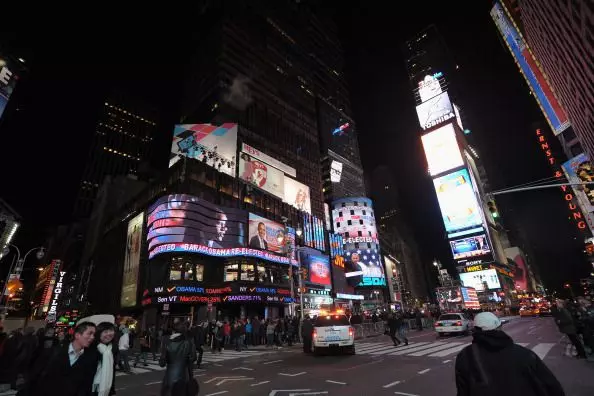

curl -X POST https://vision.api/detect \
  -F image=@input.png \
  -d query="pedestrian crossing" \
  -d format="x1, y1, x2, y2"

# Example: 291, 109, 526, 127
355, 340, 556, 360
115, 348, 271, 377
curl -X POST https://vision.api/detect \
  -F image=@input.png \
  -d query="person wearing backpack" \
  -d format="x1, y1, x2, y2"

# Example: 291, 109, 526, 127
455, 312, 565, 396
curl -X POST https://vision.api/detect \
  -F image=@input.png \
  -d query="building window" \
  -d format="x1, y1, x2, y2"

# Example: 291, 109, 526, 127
359, 220, 364, 225
362, 210, 366, 215
350, 210, 355, 215
347, 220, 352, 226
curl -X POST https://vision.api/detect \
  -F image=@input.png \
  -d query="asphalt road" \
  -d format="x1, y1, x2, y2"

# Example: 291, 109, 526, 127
15, 317, 590, 396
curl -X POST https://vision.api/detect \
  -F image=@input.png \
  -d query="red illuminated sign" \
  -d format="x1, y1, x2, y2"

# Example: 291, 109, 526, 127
536, 129, 587, 231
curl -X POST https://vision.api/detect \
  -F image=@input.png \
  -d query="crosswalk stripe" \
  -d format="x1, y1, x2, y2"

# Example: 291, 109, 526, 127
407, 342, 464, 357
369, 343, 431, 355
428, 343, 471, 357
355, 343, 396, 353
389, 342, 448, 356
531, 343, 555, 360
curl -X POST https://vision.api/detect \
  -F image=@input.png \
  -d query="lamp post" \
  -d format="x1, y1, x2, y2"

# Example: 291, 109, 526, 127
1, 245, 45, 314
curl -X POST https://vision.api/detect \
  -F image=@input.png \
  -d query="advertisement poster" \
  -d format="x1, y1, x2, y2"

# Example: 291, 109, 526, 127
562, 154, 594, 208
169, 123, 238, 175
242, 143, 296, 177
284, 177, 311, 214
433, 169, 483, 234
450, 234, 491, 260
121, 212, 144, 307
330, 160, 343, 182
459, 269, 501, 291
418, 74, 442, 103
300, 251, 331, 287
0, 55, 19, 121
248, 213, 294, 255
416, 91, 455, 130
421, 123, 464, 176
239, 153, 285, 200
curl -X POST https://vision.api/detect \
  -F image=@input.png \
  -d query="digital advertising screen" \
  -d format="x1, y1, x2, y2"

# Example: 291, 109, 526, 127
331, 197, 386, 287
242, 143, 296, 177
248, 213, 295, 256
433, 169, 484, 234
459, 269, 501, 291
418, 74, 442, 103
491, 2, 569, 135
299, 250, 332, 287
461, 287, 480, 309
450, 234, 492, 261
562, 153, 594, 208
303, 213, 326, 252
284, 177, 311, 214
121, 212, 144, 307
0, 55, 19, 121
416, 91, 455, 130
169, 123, 238, 175
239, 153, 285, 200
330, 160, 343, 182
421, 123, 464, 176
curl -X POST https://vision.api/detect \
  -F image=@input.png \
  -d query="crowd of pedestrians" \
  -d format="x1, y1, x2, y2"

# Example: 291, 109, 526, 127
552, 297, 594, 360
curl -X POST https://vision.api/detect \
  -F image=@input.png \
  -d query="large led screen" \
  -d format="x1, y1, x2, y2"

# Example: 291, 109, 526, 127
491, 2, 569, 135
418, 74, 442, 103
461, 287, 480, 309
562, 154, 594, 233
248, 213, 295, 257
239, 153, 285, 200
169, 123, 238, 175
421, 123, 464, 176
331, 197, 386, 287
459, 269, 501, 291
416, 91, 455, 130
434, 169, 483, 234
284, 177, 311, 214
299, 250, 331, 287
450, 234, 491, 261
121, 212, 144, 308
0, 55, 19, 121
147, 195, 296, 265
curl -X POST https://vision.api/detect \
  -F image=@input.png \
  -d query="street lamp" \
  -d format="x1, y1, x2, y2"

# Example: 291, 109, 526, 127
1, 245, 45, 305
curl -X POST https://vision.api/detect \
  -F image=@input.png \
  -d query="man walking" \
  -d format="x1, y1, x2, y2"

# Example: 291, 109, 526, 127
387, 314, 401, 346
552, 300, 587, 359
455, 312, 565, 396
301, 315, 313, 353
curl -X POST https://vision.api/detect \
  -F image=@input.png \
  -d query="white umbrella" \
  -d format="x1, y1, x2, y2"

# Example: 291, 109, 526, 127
76, 314, 115, 326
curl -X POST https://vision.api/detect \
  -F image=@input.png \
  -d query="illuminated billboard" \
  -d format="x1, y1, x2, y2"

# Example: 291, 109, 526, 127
416, 91, 455, 130
169, 123, 238, 174
248, 213, 295, 257
418, 74, 442, 103
450, 234, 492, 263
491, 2, 569, 135
239, 153, 285, 200
433, 169, 483, 234
459, 269, 501, 291
330, 160, 343, 183
0, 55, 19, 121
303, 213, 326, 252
562, 154, 594, 233
284, 177, 311, 214
242, 143, 296, 177
147, 194, 296, 265
299, 250, 332, 287
421, 123, 464, 176
461, 287, 480, 309
121, 212, 144, 308
332, 197, 386, 287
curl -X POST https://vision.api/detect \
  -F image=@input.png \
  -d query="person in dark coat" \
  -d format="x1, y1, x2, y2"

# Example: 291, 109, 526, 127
455, 312, 565, 396
552, 300, 587, 359
387, 314, 401, 346
87, 322, 117, 396
17, 322, 98, 396
192, 323, 206, 368
301, 316, 313, 353
159, 320, 196, 396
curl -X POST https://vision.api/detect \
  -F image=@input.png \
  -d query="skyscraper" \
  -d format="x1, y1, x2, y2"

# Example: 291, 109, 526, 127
73, 92, 158, 218
178, 0, 363, 217
516, 0, 594, 161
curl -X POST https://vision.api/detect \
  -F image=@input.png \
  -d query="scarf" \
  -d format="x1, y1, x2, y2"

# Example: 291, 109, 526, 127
93, 343, 114, 396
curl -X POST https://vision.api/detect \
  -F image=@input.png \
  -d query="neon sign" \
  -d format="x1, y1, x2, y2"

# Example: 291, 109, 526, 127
332, 122, 350, 136
536, 129, 587, 231
48, 271, 66, 316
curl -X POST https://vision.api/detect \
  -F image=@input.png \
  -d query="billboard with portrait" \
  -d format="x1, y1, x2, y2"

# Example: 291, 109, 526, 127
491, 2, 569, 135
284, 177, 311, 214
562, 154, 594, 232
450, 234, 492, 263
248, 213, 295, 256
121, 212, 144, 308
421, 123, 464, 176
416, 91, 455, 130
418, 74, 442, 103
331, 197, 386, 287
433, 169, 483, 234
299, 250, 331, 287
239, 153, 285, 200
169, 123, 238, 175
459, 269, 501, 291
0, 55, 19, 121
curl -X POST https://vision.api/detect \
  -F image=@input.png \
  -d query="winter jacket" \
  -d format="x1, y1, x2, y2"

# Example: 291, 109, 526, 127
553, 307, 577, 334
159, 333, 196, 395
301, 319, 313, 338
455, 330, 565, 396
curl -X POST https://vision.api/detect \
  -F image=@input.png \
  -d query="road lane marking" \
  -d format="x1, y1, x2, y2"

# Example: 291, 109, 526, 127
232, 367, 254, 371
532, 343, 555, 360
269, 390, 311, 396
326, 380, 347, 385
264, 359, 283, 365
394, 392, 420, 396
279, 372, 307, 377
216, 378, 253, 386
205, 392, 228, 396
443, 360, 452, 363
145, 381, 161, 385
291, 393, 328, 395
205, 376, 246, 384
382, 380, 401, 388
428, 343, 470, 357
408, 342, 463, 356
418, 368, 431, 374
390, 342, 447, 355
251, 381, 271, 387
517, 343, 529, 347
356, 343, 400, 353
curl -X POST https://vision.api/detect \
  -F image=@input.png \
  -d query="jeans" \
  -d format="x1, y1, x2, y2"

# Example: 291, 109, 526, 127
119, 350, 131, 371
134, 351, 148, 366
196, 345, 204, 366
266, 334, 275, 347
398, 327, 409, 344
567, 333, 587, 358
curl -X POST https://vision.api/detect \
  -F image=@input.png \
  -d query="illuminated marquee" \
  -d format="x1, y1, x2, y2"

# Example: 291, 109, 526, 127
149, 242, 298, 265
536, 129, 587, 231
48, 271, 66, 316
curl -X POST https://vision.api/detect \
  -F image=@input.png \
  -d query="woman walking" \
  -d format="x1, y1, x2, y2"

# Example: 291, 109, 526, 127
89, 321, 117, 396
159, 320, 197, 396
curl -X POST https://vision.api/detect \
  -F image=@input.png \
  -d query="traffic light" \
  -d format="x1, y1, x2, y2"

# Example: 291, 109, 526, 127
487, 201, 499, 219
564, 283, 571, 289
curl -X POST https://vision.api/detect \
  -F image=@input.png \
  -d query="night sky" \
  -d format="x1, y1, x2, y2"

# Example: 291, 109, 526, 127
0, 1, 590, 291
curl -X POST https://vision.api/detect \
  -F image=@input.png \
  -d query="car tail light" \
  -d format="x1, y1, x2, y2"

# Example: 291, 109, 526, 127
435, 322, 441, 327
349, 327, 354, 338
313, 329, 317, 339
455, 321, 462, 326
